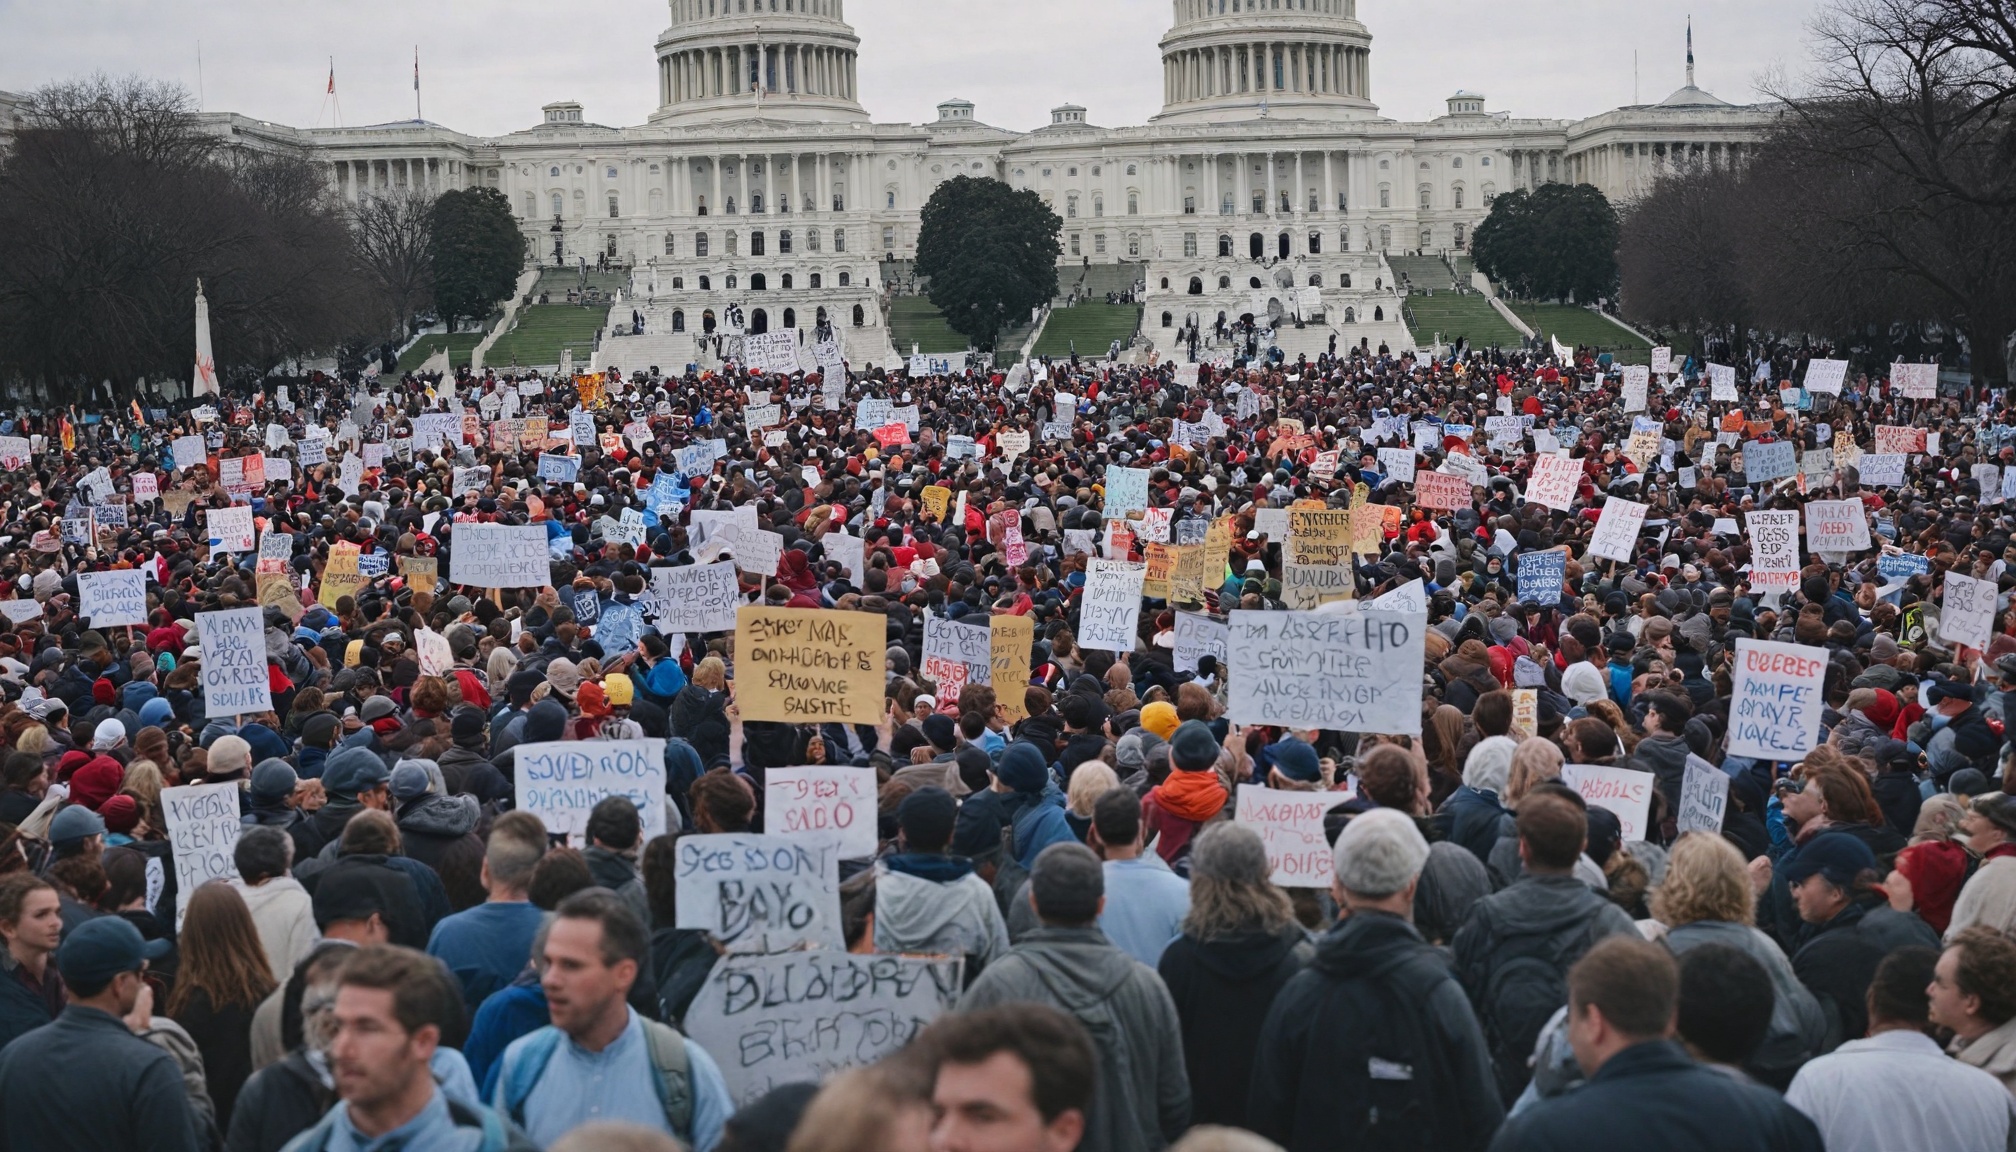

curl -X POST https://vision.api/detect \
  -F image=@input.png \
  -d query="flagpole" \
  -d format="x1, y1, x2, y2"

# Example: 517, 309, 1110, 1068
414, 46, 422, 121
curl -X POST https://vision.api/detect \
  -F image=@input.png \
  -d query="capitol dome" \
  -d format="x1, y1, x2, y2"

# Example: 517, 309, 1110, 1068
1155, 0, 1377, 123
651, 0, 865, 125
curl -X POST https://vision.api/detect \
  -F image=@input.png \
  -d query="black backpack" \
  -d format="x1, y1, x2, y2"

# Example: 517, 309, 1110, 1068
1309, 950, 1465, 1152
1471, 901, 1603, 1104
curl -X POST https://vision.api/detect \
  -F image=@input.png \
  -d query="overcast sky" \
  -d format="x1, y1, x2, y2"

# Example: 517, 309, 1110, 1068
0, 0, 1814, 136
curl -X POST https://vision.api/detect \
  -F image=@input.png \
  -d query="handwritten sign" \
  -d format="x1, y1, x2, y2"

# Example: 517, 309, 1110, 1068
1728, 638, 1827, 761
989, 615, 1034, 724
198, 607, 272, 715
514, 739, 667, 844
1227, 610, 1424, 734
78, 569, 148, 627
684, 952, 961, 1107
1525, 453, 1581, 512
1804, 358, 1848, 396
1589, 498, 1648, 562
1744, 440, 1796, 484
1173, 612, 1229, 675
448, 523, 549, 588
401, 555, 437, 595
206, 506, 255, 553
1235, 784, 1346, 887
1414, 470, 1472, 511
735, 607, 883, 724
649, 561, 739, 634
1941, 570, 1997, 651
162, 782, 243, 927
1511, 688, 1538, 738
1079, 559, 1146, 653
1516, 550, 1566, 605
1746, 510, 1802, 589
1560, 764, 1655, 843
673, 833, 842, 954
1892, 362, 1939, 399
1104, 467, 1150, 520
765, 766, 878, 859
1804, 499, 1871, 553
1677, 762, 1728, 835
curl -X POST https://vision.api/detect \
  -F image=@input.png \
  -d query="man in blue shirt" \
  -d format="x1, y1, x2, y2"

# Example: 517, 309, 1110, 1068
282, 945, 533, 1152
1090, 788, 1192, 965
428, 812, 551, 1014
491, 890, 732, 1151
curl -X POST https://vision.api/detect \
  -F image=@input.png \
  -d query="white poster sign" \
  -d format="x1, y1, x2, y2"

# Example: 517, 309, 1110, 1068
1804, 358, 1848, 395
650, 561, 740, 634
1728, 639, 1828, 761
447, 523, 551, 587
1226, 610, 1425, 734
1940, 571, 1998, 652
1746, 510, 1803, 588
764, 766, 879, 859
78, 569, 149, 627
205, 506, 256, 553
162, 782, 243, 927
1173, 611, 1228, 674
1079, 559, 1147, 652
198, 607, 273, 715
1677, 762, 1729, 835
1525, 453, 1581, 513
1588, 498, 1648, 562
513, 739, 668, 844
1804, 499, 1871, 553
673, 833, 843, 953
1559, 764, 1656, 843
1235, 784, 1347, 887
1104, 467, 1151, 519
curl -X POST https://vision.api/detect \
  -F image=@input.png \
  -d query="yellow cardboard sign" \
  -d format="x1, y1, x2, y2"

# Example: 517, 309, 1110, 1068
734, 606, 884, 725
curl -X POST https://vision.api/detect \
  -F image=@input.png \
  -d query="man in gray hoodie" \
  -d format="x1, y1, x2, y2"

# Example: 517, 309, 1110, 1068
959, 841, 1189, 1152
874, 787, 1009, 982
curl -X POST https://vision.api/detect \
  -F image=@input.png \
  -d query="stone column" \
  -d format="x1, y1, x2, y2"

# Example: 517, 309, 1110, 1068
1265, 152, 1276, 217
1295, 152, 1304, 215
1322, 151, 1333, 214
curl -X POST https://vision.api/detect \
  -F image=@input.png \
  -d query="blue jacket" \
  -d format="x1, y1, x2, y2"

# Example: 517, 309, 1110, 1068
0, 956, 57, 1055
1487, 1040, 1821, 1152
0, 1005, 201, 1152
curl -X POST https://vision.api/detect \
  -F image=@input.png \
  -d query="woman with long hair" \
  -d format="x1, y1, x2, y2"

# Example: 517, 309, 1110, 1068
167, 882, 278, 1131
1155, 823, 1311, 1131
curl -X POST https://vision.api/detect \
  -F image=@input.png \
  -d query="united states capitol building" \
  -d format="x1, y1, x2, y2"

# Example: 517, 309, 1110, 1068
5, 0, 1775, 368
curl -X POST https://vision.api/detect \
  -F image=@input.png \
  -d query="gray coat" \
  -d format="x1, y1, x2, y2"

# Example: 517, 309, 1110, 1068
960, 925, 1190, 1152
1664, 918, 1827, 1078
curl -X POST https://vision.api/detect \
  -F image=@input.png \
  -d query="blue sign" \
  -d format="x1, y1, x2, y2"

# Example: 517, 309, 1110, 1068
647, 472, 688, 512
571, 588, 602, 626
356, 552, 391, 578
1516, 550, 1567, 606
1877, 553, 1930, 582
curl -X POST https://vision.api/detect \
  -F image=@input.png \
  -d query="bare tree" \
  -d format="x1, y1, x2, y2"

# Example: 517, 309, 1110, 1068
351, 190, 437, 338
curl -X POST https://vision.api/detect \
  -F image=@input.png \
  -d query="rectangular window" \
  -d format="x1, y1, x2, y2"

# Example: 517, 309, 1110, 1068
1182, 232, 1197, 257
1094, 233, 1107, 254
883, 226, 895, 250
834, 228, 845, 252
696, 232, 709, 256
1069, 233, 1081, 256
779, 230, 792, 254
664, 234, 675, 256
807, 229, 820, 252
1183, 196, 1196, 215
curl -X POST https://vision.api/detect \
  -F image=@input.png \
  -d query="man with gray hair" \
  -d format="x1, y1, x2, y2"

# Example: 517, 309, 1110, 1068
960, 841, 1191, 1152
1248, 809, 1504, 1152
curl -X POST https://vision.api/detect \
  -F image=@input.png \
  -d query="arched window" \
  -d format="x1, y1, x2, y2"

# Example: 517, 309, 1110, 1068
751, 272, 767, 290
1127, 193, 1139, 215
1340, 227, 1350, 251
697, 194, 708, 217
749, 308, 768, 333
551, 192, 564, 216
699, 275, 711, 290
1378, 185, 1390, 208
1128, 235, 1140, 257
1248, 233, 1263, 259
1162, 311, 1174, 327
1187, 276, 1203, 295
671, 310, 686, 331
751, 193, 763, 213
1418, 185, 1432, 210
725, 196, 737, 214
809, 272, 822, 288
1307, 230, 1321, 254
886, 189, 896, 209
833, 228, 845, 252
838, 270, 851, 286
1067, 194, 1079, 218
1378, 225, 1391, 250
608, 195, 620, 218
1249, 276, 1262, 289
1341, 273, 1351, 288
1218, 275, 1231, 289
1374, 306, 1384, 321
779, 230, 792, 253
1309, 274, 1323, 287
1344, 307, 1355, 323
1093, 195, 1104, 217
781, 273, 793, 289
726, 231, 738, 255
751, 231, 766, 255
852, 303, 865, 326
726, 273, 737, 289
1453, 185, 1465, 210
1454, 223, 1467, 248
1276, 232, 1290, 259
1159, 277, 1170, 289
783, 307, 796, 327
1218, 234, 1233, 257
696, 232, 709, 256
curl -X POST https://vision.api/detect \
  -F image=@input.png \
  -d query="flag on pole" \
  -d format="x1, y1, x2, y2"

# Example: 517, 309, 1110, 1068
327, 64, 335, 94
194, 280, 218, 397
414, 47, 419, 91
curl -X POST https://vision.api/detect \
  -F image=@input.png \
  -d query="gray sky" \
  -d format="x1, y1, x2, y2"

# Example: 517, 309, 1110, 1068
0, 0, 1812, 136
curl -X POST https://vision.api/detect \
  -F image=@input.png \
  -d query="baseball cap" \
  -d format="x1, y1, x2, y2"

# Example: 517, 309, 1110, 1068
55, 916, 170, 988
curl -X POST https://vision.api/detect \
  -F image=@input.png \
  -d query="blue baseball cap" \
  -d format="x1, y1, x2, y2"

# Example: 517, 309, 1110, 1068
55, 916, 170, 987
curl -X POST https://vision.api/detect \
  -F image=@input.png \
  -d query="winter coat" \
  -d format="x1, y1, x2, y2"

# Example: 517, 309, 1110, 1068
396, 793, 483, 876
1436, 785, 1510, 868
1663, 918, 1826, 1082
1924, 704, 1999, 785
670, 684, 730, 765
960, 925, 1190, 1152
1157, 926, 1313, 1131
1627, 732, 1691, 817
648, 927, 720, 1030
438, 744, 511, 806
1949, 1014, 2016, 1097
1792, 898, 1939, 1051
874, 854, 1011, 978
0, 1005, 201, 1152
1488, 1040, 1823, 1152
1246, 910, 1502, 1152
139, 1015, 220, 1150
1829, 711, 1891, 760
227, 878, 320, 987
225, 1050, 334, 1152
1439, 654, 1501, 714
583, 845, 650, 929
0, 950, 61, 1054
299, 853, 430, 950
170, 984, 259, 1131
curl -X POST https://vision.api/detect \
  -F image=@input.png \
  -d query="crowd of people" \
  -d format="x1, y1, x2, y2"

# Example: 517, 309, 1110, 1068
0, 337, 2010, 1152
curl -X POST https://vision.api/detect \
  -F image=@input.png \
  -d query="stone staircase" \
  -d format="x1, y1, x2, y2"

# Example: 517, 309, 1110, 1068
1386, 254, 1457, 293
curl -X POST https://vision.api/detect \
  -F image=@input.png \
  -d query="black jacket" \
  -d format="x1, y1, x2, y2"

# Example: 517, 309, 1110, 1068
1248, 911, 1504, 1152
1790, 898, 1938, 1052
1627, 733, 1691, 817
0, 1004, 201, 1152
650, 927, 721, 1029
1486, 1040, 1822, 1152
438, 744, 511, 806
224, 1050, 332, 1152
1158, 927, 1312, 1131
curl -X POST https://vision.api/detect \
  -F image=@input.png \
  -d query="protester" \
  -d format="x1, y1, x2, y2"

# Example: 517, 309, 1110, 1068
918, 1004, 1096, 1152
169, 882, 280, 1131
0, 872, 63, 1051
1928, 926, 2016, 1094
872, 786, 1010, 978
428, 811, 550, 1013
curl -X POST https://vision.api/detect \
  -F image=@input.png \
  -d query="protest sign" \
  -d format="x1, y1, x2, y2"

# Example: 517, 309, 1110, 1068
415, 626, 453, 677
1804, 500, 1872, 553
172, 435, 207, 472
569, 587, 601, 628
1286, 510, 1353, 570
650, 561, 739, 634
1172, 612, 1228, 675
1746, 510, 1802, 588
198, 607, 273, 715
673, 833, 843, 953
515, 739, 667, 844
1941, 571, 1997, 651
400, 555, 437, 595
1236, 784, 1348, 887
1708, 363, 1738, 401
1677, 762, 1729, 834
206, 506, 255, 553
1104, 467, 1150, 519
987, 615, 1035, 724
1079, 559, 1146, 652
1858, 454, 1907, 488
923, 615, 992, 677
1744, 440, 1796, 483
318, 546, 365, 609
744, 403, 783, 430
744, 331, 800, 376
132, 472, 159, 501
1282, 561, 1354, 609
1588, 498, 1648, 561
684, 952, 962, 1107
1511, 688, 1538, 738
447, 523, 550, 587
1650, 347, 1673, 375
1877, 552, 1930, 583
162, 782, 242, 927
1804, 358, 1848, 395
0, 600, 39, 624
1441, 453, 1490, 487
1226, 610, 1424, 734
1525, 453, 1581, 512
536, 453, 580, 483
1728, 638, 1828, 760
735, 607, 883, 724
1377, 447, 1417, 484
765, 766, 879, 859
1621, 365, 1649, 413
1559, 765, 1655, 843
1873, 425, 1925, 454
78, 569, 148, 627
996, 429, 1030, 462
1516, 550, 1566, 605
1892, 362, 1939, 399
1414, 470, 1472, 511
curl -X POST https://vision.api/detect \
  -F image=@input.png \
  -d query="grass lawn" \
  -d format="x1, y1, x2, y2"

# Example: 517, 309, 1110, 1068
485, 305, 606, 369
1403, 292, 1524, 348
1032, 303, 1142, 359
397, 331, 486, 372
887, 296, 968, 354
1511, 302, 1652, 363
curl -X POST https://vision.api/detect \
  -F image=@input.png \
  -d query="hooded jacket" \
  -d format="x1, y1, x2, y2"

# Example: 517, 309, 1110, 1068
1246, 910, 1503, 1152
1664, 918, 1827, 1083
395, 791, 483, 875
583, 845, 650, 929
1627, 732, 1691, 816
438, 743, 510, 806
960, 925, 1190, 1152
226, 877, 320, 992
1156, 926, 1312, 1131
1791, 898, 1939, 1051
874, 854, 1011, 979
648, 927, 720, 1030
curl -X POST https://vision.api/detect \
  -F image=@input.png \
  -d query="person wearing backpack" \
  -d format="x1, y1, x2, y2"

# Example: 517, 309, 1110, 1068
490, 889, 732, 1151
960, 841, 1190, 1152
1452, 787, 1636, 1105
281, 944, 535, 1152
1247, 809, 1504, 1152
